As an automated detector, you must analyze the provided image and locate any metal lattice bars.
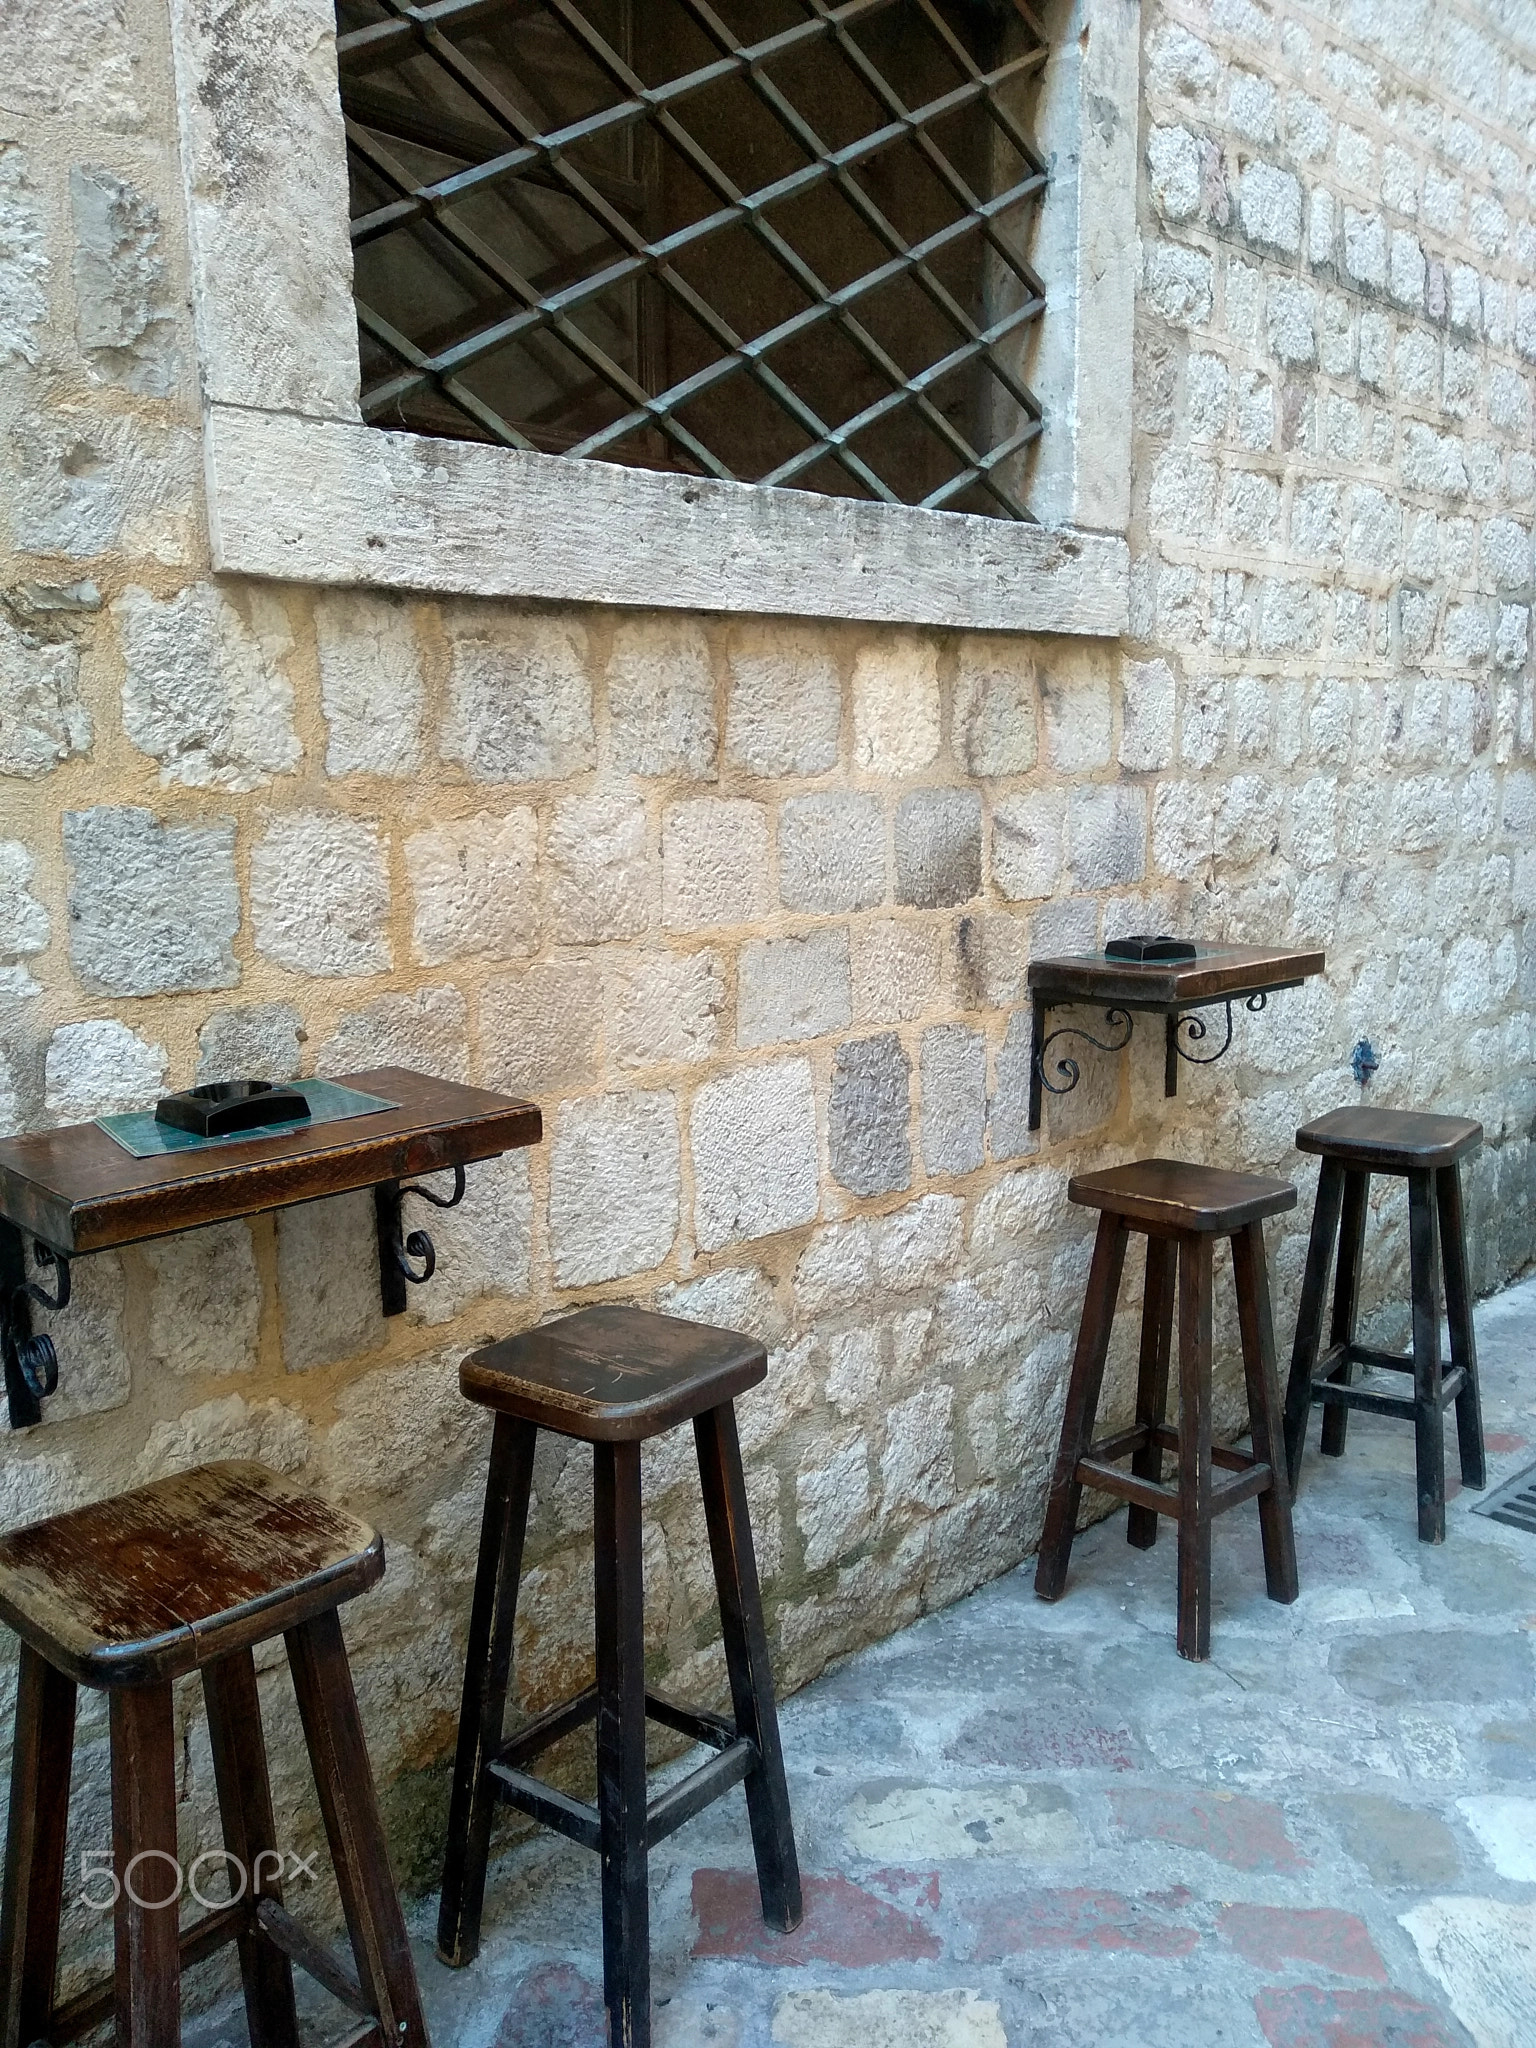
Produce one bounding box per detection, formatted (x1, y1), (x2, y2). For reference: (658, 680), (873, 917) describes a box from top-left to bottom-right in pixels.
(338, 0), (1052, 519)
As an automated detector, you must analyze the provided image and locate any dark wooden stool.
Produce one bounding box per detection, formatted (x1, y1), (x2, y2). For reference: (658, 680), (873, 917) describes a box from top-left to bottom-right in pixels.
(437, 1305), (801, 2048)
(1282, 1107), (1485, 1543)
(0, 1460), (427, 2048)
(1034, 1160), (1300, 1661)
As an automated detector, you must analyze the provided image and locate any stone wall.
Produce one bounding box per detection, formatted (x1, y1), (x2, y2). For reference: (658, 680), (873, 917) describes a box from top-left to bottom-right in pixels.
(1, 0), (1534, 1993)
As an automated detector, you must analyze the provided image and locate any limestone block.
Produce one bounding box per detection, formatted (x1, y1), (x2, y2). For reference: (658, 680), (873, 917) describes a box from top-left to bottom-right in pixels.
(1343, 208), (1388, 290)
(1214, 776), (1281, 865)
(1068, 783), (1147, 887)
(1288, 90), (1332, 160)
(116, 584), (301, 792)
(1240, 161), (1303, 255)
(851, 638), (940, 775)
(726, 632), (840, 777)
(548, 784), (649, 943)
(144, 1223), (260, 1376)
(407, 808), (538, 965)
(1146, 125), (1200, 222)
(1268, 278), (1317, 365)
(321, 1350), (487, 1503)
(44, 1020), (166, 1120)
(829, 1033), (911, 1197)
(851, 920), (942, 1024)
(135, 1396), (311, 1482)
(691, 1058), (819, 1252)
(196, 1001), (303, 1082)
(69, 165), (177, 395)
(315, 592), (425, 778)
(738, 930), (851, 1048)
(894, 790), (982, 908)
(956, 912), (1033, 1011)
(658, 1264), (786, 1350)
(1142, 242), (1213, 327)
(0, 143), (47, 370)
(662, 799), (770, 930)
(482, 958), (601, 1095)
(779, 793), (886, 914)
(953, 642), (1037, 776)
(0, 616), (90, 779)
(317, 987), (470, 1082)
(549, 1091), (680, 1287)
(8, 406), (197, 560)
(796, 1436), (872, 1571)
(1482, 518), (1532, 591)
(1185, 354), (1229, 440)
(1152, 781), (1214, 882)
(33, 1252), (131, 1422)
(1226, 470), (1281, 547)
(1149, 449), (1217, 535)
(920, 1026), (986, 1178)
(1146, 23), (1219, 101)
(880, 1382), (956, 1515)
(606, 950), (724, 1068)
(0, 842), (48, 959)
(607, 617), (717, 777)
(276, 1192), (384, 1373)
(407, 1151), (532, 1324)
(441, 610), (594, 781)
(1257, 579), (1323, 656)
(63, 807), (239, 997)
(988, 1010), (1039, 1165)
(1121, 658), (1176, 771)
(0, 1451), (87, 1534)
(1041, 654), (1113, 771)
(991, 791), (1064, 902)
(251, 812), (391, 978)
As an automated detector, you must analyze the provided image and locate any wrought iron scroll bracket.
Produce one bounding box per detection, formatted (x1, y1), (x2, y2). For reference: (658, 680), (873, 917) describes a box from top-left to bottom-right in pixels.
(1164, 992), (1268, 1094)
(1034, 1008), (1136, 1099)
(374, 1166), (467, 1317)
(1, 1223), (70, 1430)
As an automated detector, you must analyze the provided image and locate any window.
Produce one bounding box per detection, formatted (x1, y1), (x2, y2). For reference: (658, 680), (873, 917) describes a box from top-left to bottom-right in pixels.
(337, 0), (1051, 521)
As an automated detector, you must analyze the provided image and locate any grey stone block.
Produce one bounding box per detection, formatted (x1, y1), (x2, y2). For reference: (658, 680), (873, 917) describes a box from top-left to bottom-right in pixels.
(852, 918), (943, 1023)
(779, 793), (886, 914)
(407, 808), (539, 964)
(549, 1090), (681, 1287)
(250, 812), (391, 979)
(482, 958), (600, 1096)
(547, 784), (649, 944)
(895, 790), (983, 908)
(70, 164), (177, 394)
(738, 928), (852, 1048)
(316, 987), (471, 1083)
(607, 618), (717, 777)
(1069, 783), (1148, 888)
(920, 1024), (987, 1177)
(0, 841), (48, 960)
(196, 1002), (303, 1083)
(953, 643), (1038, 776)
(0, 615), (89, 779)
(726, 634), (841, 776)
(44, 1018), (167, 1121)
(829, 1032), (912, 1196)
(316, 590), (425, 778)
(1029, 896), (1099, 959)
(662, 798), (770, 930)
(691, 1057), (819, 1250)
(954, 913), (1030, 1012)
(992, 790), (1064, 902)
(64, 806), (239, 996)
(440, 609), (595, 781)
(988, 1010), (1039, 1164)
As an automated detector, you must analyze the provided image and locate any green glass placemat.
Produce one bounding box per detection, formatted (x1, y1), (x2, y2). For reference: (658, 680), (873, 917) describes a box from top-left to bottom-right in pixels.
(96, 1081), (400, 1160)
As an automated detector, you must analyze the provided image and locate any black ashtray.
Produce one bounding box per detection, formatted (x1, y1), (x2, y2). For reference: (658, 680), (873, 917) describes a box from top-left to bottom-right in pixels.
(154, 1080), (311, 1138)
(1105, 934), (1198, 962)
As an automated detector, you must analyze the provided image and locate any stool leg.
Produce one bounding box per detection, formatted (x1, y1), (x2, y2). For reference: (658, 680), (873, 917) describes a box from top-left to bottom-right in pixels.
(1035, 1214), (1130, 1601)
(1233, 1220), (1300, 1606)
(1320, 1169), (1370, 1459)
(593, 1441), (649, 2048)
(1283, 1157), (1345, 1490)
(286, 1611), (430, 2048)
(695, 1402), (802, 1935)
(110, 1684), (182, 2048)
(1438, 1164), (1486, 1491)
(0, 1646), (75, 2048)
(1407, 1169), (1446, 1543)
(437, 1415), (537, 1968)
(1176, 1234), (1214, 1662)
(1127, 1236), (1176, 1552)
(204, 1650), (300, 2048)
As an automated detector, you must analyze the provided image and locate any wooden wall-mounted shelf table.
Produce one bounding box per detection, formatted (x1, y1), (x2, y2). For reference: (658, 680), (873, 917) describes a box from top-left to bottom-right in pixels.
(0, 1067), (541, 1429)
(1027, 945), (1327, 1131)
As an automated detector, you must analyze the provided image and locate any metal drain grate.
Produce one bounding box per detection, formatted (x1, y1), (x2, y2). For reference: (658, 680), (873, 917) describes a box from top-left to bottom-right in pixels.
(1473, 1460), (1536, 1535)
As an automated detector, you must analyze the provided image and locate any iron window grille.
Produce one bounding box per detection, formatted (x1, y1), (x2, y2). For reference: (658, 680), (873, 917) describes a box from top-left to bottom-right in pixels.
(336, 0), (1051, 521)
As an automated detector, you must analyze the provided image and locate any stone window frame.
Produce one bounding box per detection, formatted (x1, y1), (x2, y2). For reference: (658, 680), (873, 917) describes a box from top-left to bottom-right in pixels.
(171, 0), (1137, 634)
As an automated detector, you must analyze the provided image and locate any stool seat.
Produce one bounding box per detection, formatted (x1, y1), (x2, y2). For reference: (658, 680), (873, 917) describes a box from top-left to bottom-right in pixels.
(0, 1460), (381, 1688)
(1297, 1107), (1482, 1170)
(461, 1304), (767, 1440)
(1070, 1158), (1297, 1234)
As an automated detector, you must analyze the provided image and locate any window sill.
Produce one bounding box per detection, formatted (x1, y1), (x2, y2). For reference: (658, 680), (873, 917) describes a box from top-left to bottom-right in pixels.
(205, 403), (1128, 636)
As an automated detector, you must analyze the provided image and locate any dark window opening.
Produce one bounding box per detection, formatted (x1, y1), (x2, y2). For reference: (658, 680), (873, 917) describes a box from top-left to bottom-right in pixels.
(336, 0), (1051, 520)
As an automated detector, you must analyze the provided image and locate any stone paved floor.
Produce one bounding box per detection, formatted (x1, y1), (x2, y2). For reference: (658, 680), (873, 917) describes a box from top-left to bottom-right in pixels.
(243, 1274), (1536, 2046)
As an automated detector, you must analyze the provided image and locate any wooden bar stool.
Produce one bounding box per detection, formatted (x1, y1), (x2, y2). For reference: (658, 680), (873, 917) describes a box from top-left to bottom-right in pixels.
(437, 1305), (801, 2048)
(1282, 1107), (1485, 1543)
(1034, 1160), (1300, 1661)
(0, 1460), (427, 2048)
